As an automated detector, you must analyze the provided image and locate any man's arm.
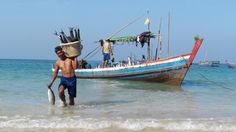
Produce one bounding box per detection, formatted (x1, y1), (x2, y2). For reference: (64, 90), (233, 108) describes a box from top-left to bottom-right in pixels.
(72, 57), (78, 70)
(109, 43), (113, 55)
(102, 46), (104, 54)
(47, 62), (59, 89)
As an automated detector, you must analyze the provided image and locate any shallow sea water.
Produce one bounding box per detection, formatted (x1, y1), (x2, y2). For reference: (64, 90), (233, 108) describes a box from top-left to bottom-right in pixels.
(0, 59), (236, 131)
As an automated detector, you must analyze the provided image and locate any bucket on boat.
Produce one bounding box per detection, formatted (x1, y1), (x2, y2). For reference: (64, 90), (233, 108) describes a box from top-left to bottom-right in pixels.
(60, 41), (83, 57)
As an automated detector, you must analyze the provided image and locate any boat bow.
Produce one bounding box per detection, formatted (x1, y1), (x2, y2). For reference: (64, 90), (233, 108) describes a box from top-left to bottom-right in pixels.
(188, 38), (204, 66)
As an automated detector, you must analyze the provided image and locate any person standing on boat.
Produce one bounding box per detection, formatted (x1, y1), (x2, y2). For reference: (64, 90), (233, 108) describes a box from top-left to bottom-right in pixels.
(47, 46), (78, 107)
(100, 39), (112, 68)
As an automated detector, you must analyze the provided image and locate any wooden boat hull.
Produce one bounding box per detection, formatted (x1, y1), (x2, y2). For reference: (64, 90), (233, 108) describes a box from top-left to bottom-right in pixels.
(115, 64), (189, 85)
(75, 54), (191, 85)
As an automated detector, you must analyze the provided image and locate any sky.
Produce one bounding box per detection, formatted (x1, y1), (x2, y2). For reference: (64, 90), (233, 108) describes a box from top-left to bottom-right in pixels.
(0, 0), (236, 62)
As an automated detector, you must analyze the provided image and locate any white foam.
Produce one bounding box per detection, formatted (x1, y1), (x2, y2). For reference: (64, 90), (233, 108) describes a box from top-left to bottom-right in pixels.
(0, 116), (8, 119)
(0, 116), (236, 131)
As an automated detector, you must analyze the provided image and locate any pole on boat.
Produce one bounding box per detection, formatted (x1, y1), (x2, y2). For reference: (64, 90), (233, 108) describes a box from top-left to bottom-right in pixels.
(145, 10), (151, 61)
(167, 12), (170, 57)
(155, 17), (162, 60)
(147, 34), (151, 61)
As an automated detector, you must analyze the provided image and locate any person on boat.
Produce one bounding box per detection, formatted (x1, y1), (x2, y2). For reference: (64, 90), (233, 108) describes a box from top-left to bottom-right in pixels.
(47, 46), (78, 107)
(100, 39), (112, 68)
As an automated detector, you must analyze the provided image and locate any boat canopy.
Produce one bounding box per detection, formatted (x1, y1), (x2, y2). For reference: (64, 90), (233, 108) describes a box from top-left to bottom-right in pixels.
(108, 31), (155, 47)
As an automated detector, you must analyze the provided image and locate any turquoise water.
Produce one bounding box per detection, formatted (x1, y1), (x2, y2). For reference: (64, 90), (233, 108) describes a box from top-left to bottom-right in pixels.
(0, 59), (236, 131)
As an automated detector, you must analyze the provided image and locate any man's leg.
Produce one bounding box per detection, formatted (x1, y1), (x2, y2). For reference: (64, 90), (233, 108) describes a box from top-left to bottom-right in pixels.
(68, 77), (76, 106)
(104, 60), (108, 67)
(69, 96), (75, 105)
(102, 61), (105, 68)
(58, 85), (67, 106)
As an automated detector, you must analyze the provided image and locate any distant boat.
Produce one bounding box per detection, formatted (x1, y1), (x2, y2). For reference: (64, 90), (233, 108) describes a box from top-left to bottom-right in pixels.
(199, 60), (220, 67)
(198, 49), (220, 67)
(210, 60), (220, 67)
(226, 62), (236, 68)
(199, 49), (208, 66)
(199, 60), (209, 66)
(227, 63), (236, 68)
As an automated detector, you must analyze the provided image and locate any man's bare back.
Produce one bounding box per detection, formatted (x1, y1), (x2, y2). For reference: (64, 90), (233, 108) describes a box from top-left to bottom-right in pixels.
(56, 58), (77, 78)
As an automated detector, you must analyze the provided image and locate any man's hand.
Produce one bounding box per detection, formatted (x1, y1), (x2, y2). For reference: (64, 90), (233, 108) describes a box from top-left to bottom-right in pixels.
(47, 83), (52, 89)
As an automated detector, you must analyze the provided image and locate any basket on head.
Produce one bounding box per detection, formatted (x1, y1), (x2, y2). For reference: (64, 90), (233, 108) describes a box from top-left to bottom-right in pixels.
(60, 41), (82, 57)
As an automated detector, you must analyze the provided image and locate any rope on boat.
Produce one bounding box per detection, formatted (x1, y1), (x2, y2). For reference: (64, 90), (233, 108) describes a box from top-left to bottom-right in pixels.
(82, 45), (101, 60)
(197, 72), (234, 90)
(107, 12), (146, 39)
(85, 46), (102, 60)
(182, 54), (232, 90)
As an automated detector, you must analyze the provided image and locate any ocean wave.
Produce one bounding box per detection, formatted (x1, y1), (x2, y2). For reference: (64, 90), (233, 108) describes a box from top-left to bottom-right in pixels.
(0, 116), (236, 131)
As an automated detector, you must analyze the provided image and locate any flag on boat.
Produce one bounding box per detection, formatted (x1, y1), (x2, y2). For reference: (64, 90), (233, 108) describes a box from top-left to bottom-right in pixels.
(144, 18), (150, 25)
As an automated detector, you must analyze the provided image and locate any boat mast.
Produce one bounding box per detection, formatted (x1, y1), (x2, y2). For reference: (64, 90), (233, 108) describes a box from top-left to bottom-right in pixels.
(158, 18), (163, 59)
(147, 41), (150, 61)
(167, 12), (170, 57)
(155, 17), (162, 60)
(204, 49), (207, 62)
(145, 11), (151, 61)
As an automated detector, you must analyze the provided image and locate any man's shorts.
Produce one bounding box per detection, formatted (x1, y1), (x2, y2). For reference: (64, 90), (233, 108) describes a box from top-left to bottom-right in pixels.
(59, 76), (77, 97)
(103, 53), (110, 61)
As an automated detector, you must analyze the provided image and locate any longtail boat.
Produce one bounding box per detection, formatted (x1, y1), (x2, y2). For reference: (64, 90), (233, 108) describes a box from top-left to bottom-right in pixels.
(199, 60), (220, 67)
(74, 35), (203, 86)
(54, 15), (203, 86)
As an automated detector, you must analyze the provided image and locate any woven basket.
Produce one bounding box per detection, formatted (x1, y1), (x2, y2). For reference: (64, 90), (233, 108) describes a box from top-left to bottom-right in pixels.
(60, 41), (82, 57)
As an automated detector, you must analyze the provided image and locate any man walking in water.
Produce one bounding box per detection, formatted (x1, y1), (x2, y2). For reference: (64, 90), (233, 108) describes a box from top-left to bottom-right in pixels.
(48, 46), (78, 106)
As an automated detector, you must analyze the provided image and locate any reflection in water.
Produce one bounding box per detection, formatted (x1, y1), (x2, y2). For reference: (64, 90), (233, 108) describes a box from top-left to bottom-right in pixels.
(47, 104), (77, 117)
(47, 105), (56, 115)
(81, 100), (131, 107)
(115, 80), (183, 92)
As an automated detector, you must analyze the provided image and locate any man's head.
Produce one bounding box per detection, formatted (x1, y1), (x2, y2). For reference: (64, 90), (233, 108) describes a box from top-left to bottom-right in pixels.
(99, 39), (104, 46)
(55, 46), (65, 58)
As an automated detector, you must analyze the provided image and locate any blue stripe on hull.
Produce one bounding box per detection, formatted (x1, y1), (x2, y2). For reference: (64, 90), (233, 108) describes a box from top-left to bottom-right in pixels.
(76, 59), (188, 78)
